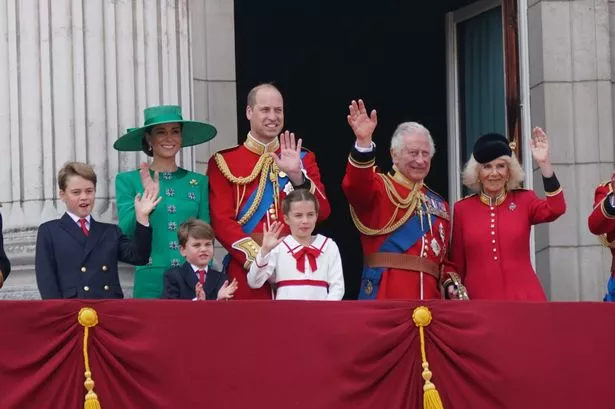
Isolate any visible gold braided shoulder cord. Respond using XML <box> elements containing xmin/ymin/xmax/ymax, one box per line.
<box><xmin>237</xmin><ymin>157</ymin><xmax>274</xmax><ymax>226</ymax></box>
<box><xmin>214</xmin><ymin>152</ymin><xmax>275</xmax><ymax>226</ymax></box>
<box><xmin>214</xmin><ymin>153</ymin><xmax>268</xmax><ymax>185</ymax></box>
<box><xmin>350</xmin><ymin>175</ymin><xmax>422</xmax><ymax>236</ymax></box>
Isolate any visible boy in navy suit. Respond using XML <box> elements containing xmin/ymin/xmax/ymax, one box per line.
<box><xmin>162</xmin><ymin>218</ymin><xmax>238</xmax><ymax>300</ymax></box>
<box><xmin>35</xmin><ymin>162</ymin><xmax>160</xmax><ymax>299</ymax></box>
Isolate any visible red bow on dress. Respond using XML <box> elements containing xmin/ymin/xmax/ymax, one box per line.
<box><xmin>292</xmin><ymin>246</ymin><xmax>322</xmax><ymax>273</ymax></box>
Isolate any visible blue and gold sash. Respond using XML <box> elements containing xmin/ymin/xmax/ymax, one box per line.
<box><xmin>238</xmin><ymin>151</ymin><xmax>308</xmax><ymax>234</ymax></box>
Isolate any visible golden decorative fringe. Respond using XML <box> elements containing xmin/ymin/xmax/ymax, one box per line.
<box><xmin>412</xmin><ymin>306</ymin><xmax>444</xmax><ymax>409</ymax></box>
<box><xmin>78</xmin><ymin>307</ymin><xmax>102</xmax><ymax>409</ymax></box>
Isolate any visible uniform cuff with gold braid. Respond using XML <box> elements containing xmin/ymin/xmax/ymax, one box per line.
<box><xmin>543</xmin><ymin>173</ymin><xmax>562</xmax><ymax>196</ymax></box>
<box><xmin>349</xmin><ymin>145</ymin><xmax>376</xmax><ymax>168</ymax></box>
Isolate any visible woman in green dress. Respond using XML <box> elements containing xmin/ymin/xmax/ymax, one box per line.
<box><xmin>113</xmin><ymin>105</ymin><xmax>217</xmax><ymax>298</ymax></box>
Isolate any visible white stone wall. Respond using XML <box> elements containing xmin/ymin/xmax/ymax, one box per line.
<box><xmin>0</xmin><ymin>0</ymin><xmax>238</xmax><ymax>299</ymax></box>
<box><xmin>528</xmin><ymin>0</ymin><xmax>614</xmax><ymax>300</ymax></box>
<box><xmin>190</xmin><ymin>0</ymin><xmax>238</xmax><ymax>265</ymax></box>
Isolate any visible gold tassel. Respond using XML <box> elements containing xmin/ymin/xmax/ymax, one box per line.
<box><xmin>412</xmin><ymin>306</ymin><xmax>444</xmax><ymax>409</ymax></box>
<box><xmin>78</xmin><ymin>307</ymin><xmax>102</xmax><ymax>409</ymax></box>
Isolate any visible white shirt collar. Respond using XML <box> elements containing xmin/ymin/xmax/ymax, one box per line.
<box><xmin>66</xmin><ymin>211</ymin><xmax>91</xmax><ymax>225</ymax></box>
<box><xmin>190</xmin><ymin>264</ymin><xmax>209</xmax><ymax>273</ymax></box>
<box><xmin>282</xmin><ymin>234</ymin><xmax>329</xmax><ymax>253</ymax></box>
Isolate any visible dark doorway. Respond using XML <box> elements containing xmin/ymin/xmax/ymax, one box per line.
<box><xmin>234</xmin><ymin>0</ymin><xmax>477</xmax><ymax>299</ymax></box>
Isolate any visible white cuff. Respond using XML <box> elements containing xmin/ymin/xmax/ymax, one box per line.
<box><xmin>354</xmin><ymin>141</ymin><xmax>376</xmax><ymax>152</ymax></box>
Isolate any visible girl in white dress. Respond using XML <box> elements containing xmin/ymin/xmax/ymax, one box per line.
<box><xmin>247</xmin><ymin>190</ymin><xmax>345</xmax><ymax>300</ymax></box>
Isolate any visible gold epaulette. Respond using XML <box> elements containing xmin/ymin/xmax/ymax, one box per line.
<box><xmin>213</xmin><ymin>152</ymin><xmax>268</xmax><ymax>185</ymax></box>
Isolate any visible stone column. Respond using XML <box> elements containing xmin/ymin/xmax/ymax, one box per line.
<box><xmin>0</xmin><ymin>0</ymin><xmax>197</xmax><ymax>299</ymax></box>
<box><xmin>528</xmin><ymin>0</ymin><xmax>614</xmax><ymax>300</ymax></box>
<box><xmin>190</xmin><ymin>0</ymin><xmax>238</xmax><ymax>265</ymax></box>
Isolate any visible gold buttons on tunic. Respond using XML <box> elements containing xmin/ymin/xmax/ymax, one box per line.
<box><xmin>104</xmin><ymin>285</ymin><xmax>110</xmax><ymax>291</ymax></box>
<box><xmin>84</xmin><ymin>286</ymin><xmax>90</xmax><ymax>292</ymax></box>
<box><xmin>102</xmin><ymin>265</ymin><xmax>108</xmax><ymax>271</ymax></box>
<box><xmin>81</xmin><ymin>267</ymin><xmax>87</xmax><ymax>273</ymax></box>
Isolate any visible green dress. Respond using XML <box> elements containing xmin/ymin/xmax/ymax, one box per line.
<box><xmin>115</xmin><ymin>168</ymin><xmax>209</xmax><ymax>298</ymax></box>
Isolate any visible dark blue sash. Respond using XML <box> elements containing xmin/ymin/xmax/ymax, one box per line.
<box><xmin>358</xmin><ymin>206</ymin><xmax>434</xmax><ymax>299</ymax></box>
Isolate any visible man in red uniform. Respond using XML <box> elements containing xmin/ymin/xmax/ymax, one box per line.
<box><xmin>589</xmin><ymin>173</ymin><xmax>615</xmax><ymax>301</ymax></box>
<box><xmin>208</xmin><ymin>84</ymin><xmax>330</xmax><ymax>299</ymax></box>
<box><xmin>342</xmin><ymin>99</ymin><xmax>459</xmax><ymax>300</ymax></box>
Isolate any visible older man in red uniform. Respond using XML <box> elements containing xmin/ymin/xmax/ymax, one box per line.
<box><xmin>589</xmin><ymin>175</ymin><xmax>615</xmax><ymax>301</ymax></box>
<box><xmin>342</xmin><ymin>100</ymin><xmax>459</xmax><ymax>300</ymax></box>
<box><xmin>208</xmin><ymin>84</ymin><xmax>330</xmax><ymax>299</ymax></box>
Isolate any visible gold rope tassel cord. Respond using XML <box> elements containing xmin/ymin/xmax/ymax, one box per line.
<box><xmin>412</xmin><ymin>306</ymin><xmax>444</xmax><ymax>409</ymax></box>
<box><xmin>78</xmin><ymin>307</ymin><xmax>102</xmax><ymax>409</ymax></box>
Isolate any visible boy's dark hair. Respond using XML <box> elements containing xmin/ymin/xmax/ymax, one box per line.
<box><xmin>178</xmin><ymin>218</ymin><xmax>215</xmax><ymax>247</ymax></box>
<box><xmin>57</xmin><ymin>162</ymin><xmax>97</xmax><ymax>191</ymax></box>
<box><xmin>282</xmin><ymin>189</ymin><xmax>319</xmax><ymax>215</ymax></box>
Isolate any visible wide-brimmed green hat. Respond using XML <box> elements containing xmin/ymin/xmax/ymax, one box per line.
<box><xmin>113</xmin><ymin>105</ymin><xmax>217</xmax><ymax>154</ymax></box>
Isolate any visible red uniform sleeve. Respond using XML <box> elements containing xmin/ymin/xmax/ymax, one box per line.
<box><xmin>588</xmin><ymin>183</ymin><xmax>615</xmax><ymax>236</ymax></box>
<box><xmin>207</xmin><ymin>154</ymin><xmax>255</xmax><ymax>269</ymax></box>
<box><xmin>528</xmin><ymin>174</ymin><xmax>566</xmax><ymax>224</ymax></box>
<box><xmin>302</xmin><ymin>151</ymin><xmax>331</xmax><ymax>221</ymax></box>
<box><xmin>341</xmin><ymin>147</ymin><xmax>382</xmax><ymax>213</ymax></box>
<box><xmin>449</xmin><ymin>201</ymin><xmax>466</xmax><ymax>281</ymax></box>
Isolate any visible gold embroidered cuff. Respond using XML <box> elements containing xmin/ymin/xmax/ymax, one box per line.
<box><xmin>232</xmin><ymin>237</ymin><xmax>261</xmax><ymax>265</ymax></box>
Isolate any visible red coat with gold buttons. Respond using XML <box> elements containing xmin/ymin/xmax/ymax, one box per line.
<box><xmin>588</xmin><ymin>181</ymin><xmax>615</xmax><ymax>273</ymax></box>
<box><xmin>450</xmin><ymin>188</ymin><xmax>565</xmax><ymax>300</ymax></box>
<box><xmin>342</xmin><ymin>148</ymin><xmax>456</xmax><ymax>300</ymax></box>
<box><xmin>207</xmin><ymin>134</ymin><xmax>330</xmax><ymax>299</ymax></box>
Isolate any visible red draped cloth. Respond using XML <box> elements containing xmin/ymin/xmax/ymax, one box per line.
<box><xmin>0</xmin><ymin>300</ymin><xmax>613</xmax><ymax>409</ymax></box>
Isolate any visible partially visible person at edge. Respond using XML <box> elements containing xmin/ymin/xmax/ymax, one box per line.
<box><xmin>342</xmin><ymin>99</ymin><xmax>459</xmax><ymax>300</ymax></box>
<box><xmin>207</xmin><ymin>83</ymin><xmax>331</xmax><ymax>299</ymax></box>
<box><xmin>0</xmin><ymin>211</ymin><xmax>11</xmax><ymax>289</ymax></box>
<box><xmin>113</xmin><ymin>105</ymin><xmax>217</xmax><ymax>298</ymax></box>
<box><xmin>588</xmin><ymin>172</ymin><xmax>615</xmax><ymax>301</ymax></box>
<box><xmin>450</xmin><ymin>129</ymin><xmax>566</xmax><ymax>301</ymax></box>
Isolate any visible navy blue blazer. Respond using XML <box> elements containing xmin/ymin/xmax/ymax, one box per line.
<box><xmin>0</xmin><ymin>213</ymin><xmax>10</xmax><ymax>283</ymax></box>
<box><xmin>162</xmin><ymin>261</ymin><xmax>227</xmax><ymax>300</ymax></box>
<box><xmin>35</xmin><ymin>213</ymin><xmax>152</xmax><ymax>299</ymax></box>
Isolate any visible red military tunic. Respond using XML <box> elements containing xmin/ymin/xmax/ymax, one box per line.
<box><xmin>342</xmin><ymin>146</ymin><xmax>455</xmax><ymax>300</ymax></box>
<box><xmin>207</xmin><ymin>133</ymin><xmax>330</xmax><ymax>299</ymax></box>
<box><xmin>588</xmin><ymin>180</ymin><xmax>615</xmax><ymax>275</ymax></box>
<box><xmin>450</xmin><ymin>179</ymin><xmax>565</xmax><ymax>301</ymax></box>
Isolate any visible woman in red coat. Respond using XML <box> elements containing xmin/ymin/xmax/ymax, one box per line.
<box><xmin>448</xmin><ymin>129</ymin><xmax>566</xmax><ymax>300</ymax></box>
